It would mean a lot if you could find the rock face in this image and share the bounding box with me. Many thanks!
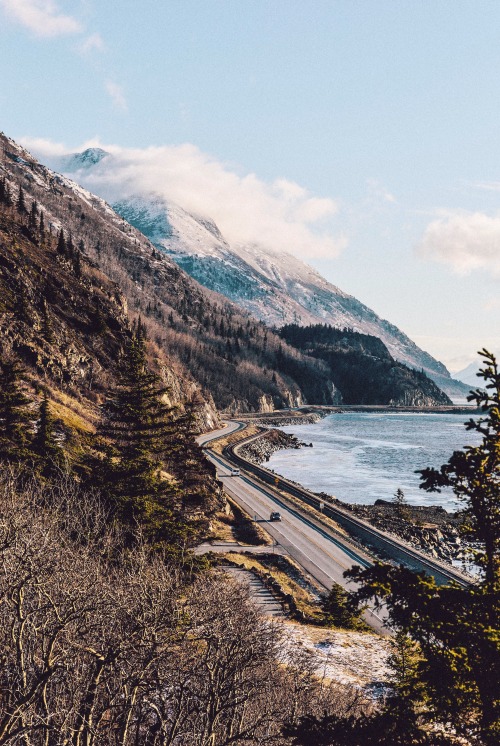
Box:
[239,430,309,465]
[337,499,470,567]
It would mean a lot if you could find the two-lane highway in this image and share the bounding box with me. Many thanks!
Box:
[198,421,388,633]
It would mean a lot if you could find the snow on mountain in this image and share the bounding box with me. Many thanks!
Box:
[57,149,470,402]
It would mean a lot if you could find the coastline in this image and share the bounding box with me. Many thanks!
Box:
[237,421,472,571]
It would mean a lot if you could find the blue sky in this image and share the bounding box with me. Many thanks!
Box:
[2,0,500,370]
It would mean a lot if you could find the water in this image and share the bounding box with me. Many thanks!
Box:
[266,412,481,511]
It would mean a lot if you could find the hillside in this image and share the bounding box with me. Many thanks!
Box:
[0,133,339,414]
[280,325,452,406]
[43,148,469,402]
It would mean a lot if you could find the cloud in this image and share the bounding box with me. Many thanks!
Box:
[105,81,128,111]
[366,178,397,204]
[417,210,500,276]
[0,0,82,37]
[19,136,70,156]
[79,31,105,54]
[23,138,345,259]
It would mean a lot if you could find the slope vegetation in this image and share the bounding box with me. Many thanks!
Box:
[280,325,452,406]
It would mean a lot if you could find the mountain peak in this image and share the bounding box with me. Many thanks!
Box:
[61,147,109,171]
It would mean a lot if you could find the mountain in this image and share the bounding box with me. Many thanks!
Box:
[52,149,469,402]
[0,132,342,414]
[280,325,451,406]
[453,361,482,389]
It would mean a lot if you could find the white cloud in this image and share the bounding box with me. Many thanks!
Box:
[19,135,70,156]
[79,31,104,54]
[23,138,345,259]
[418,210,500,276]
[0,0,82,37]
[105,80,128,111]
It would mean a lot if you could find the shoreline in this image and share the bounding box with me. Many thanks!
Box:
[237,416,474,571]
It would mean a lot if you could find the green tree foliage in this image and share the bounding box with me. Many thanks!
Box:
[345,350,500,744]
[0,176,12,206]
[0,359,34,462]
[419,348,500,592]
[93,328,187,549]
[393,487,411,521]
[32,392,64,477]
[167,393,215,512]
[279,324,451,406]
[16,185,27,214]
[320,583,364,629]
[28,199,38,233]
[56,228,67,257]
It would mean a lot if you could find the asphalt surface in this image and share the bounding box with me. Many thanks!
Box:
[198,422,388,634]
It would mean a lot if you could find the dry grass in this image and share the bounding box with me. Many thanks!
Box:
[209,424,261,454]
[208,511,237,542]
[222,551,323,622]
[50,398,96,434]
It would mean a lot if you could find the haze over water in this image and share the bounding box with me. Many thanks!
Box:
[267,412,481,511]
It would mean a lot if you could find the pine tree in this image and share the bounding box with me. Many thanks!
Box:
[347,351,500,744]
[56,228,67,257]
[321,583,363,629]
[28,200,38,232]
[0,176,9,205]
[168,394,213,511]
[16,186,27,214]
[32,393,63,476]
[0,360,33,462]
[39,210,45,241]
[96,331,185,548]
[393,487,410,521]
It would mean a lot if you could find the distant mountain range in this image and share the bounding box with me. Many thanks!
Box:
[53,148,470,402]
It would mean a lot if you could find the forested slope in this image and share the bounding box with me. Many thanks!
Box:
[0,132,338,413]
[280,324,452,406]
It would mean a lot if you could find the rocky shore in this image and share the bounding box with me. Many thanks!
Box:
[238,429,313,464]
[323,496,470,567]
[243,410,328,427]
[236,422,474,572]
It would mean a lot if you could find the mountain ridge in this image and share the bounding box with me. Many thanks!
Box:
[51,148,469,402]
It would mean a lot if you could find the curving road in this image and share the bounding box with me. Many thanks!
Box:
[198,421,388,634]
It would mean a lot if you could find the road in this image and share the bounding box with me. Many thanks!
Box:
[198,422,388,634]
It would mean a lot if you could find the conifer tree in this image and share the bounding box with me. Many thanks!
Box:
[347,350,500,744]
[28,199,38,232]
[0,360,33,462]
[168,394,212,511]
[16,186,27,214]
[393,487,410,521]
[39,210,45,241]
[56,228,67,257]
[320,583,363,629]
[32,393,63,476]
[96,330,185,548]
[0,176,10,205]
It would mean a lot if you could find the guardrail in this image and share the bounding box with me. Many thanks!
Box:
[220,427,472,588]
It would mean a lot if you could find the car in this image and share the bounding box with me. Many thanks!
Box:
[229,468,240,476]
[269,511,282,522]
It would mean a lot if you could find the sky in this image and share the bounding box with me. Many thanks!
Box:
[1,0,500,371]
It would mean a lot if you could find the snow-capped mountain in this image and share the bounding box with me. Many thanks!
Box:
[57,149,470,401]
